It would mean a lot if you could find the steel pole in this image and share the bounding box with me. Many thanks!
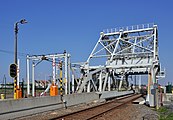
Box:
[3,75,6,99]
[14,19,27,98]
[14,22,18,99]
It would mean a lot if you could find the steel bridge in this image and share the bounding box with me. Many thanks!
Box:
[25,23,165,107]
[72,23,165,106]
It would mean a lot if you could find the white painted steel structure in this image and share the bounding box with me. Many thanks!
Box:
[26,52,71,96]
[25,23,165,107]
[74,23,165,106]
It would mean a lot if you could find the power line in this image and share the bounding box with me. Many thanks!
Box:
[0,49,28,57]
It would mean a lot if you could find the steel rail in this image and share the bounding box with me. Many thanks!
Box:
[50,94,142,120]
[87,94,142,120]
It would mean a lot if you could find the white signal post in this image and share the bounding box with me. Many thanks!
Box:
[52,56,56,85]
[17,59,20,89]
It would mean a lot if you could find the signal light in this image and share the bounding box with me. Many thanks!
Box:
[10,64,17,78]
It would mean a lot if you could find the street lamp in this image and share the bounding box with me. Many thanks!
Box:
[14,19,27,99]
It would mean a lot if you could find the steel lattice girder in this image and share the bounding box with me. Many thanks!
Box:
[86,23,159,74]
[77,23,162,93]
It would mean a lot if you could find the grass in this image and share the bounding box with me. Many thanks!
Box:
[166,113,173,120]
[157,106,173,120]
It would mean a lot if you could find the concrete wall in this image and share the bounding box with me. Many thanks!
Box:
[0,91,134,119]
[98,91,133,99]
[64,92,100,106]
[0,92,99,119]
[163,93,173,102]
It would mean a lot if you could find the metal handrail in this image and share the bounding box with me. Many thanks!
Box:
[103,23,154,33]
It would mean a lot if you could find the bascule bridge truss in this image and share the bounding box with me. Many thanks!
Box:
[75,23,164,93]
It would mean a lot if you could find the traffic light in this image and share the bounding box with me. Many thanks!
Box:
[10,64,17,78]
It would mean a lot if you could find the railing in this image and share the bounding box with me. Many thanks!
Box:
[103,23,154,33]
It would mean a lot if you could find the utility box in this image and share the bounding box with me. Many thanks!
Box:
[166,84,172,93]
[149,89,156,107]
[50,85,58,96]
[16,88,22,99]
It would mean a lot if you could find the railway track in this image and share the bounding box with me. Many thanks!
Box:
[50,94,142,120]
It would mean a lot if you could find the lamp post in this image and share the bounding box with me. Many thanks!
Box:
[14,19,27,99]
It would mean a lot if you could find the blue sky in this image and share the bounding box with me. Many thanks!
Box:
[0,0,172,85]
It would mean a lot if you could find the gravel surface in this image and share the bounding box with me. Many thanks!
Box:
[164,101,173,112]
[17,100,159,120]
[17,100,106,120]
[96,104,159,120]
[132,105,159,120]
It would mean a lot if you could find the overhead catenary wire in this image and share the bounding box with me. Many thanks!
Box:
[0,49,28,57]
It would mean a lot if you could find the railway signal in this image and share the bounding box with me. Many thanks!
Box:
[10,63,17,78]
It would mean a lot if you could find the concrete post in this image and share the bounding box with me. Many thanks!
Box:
[72,74,75,93]
[26,56,30,96]
[32,62,35,97]
[108,76,111,91]
[65,53,68,94]
[99,71,102,92]
[68,55,71,94]
[87,80,90,92]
